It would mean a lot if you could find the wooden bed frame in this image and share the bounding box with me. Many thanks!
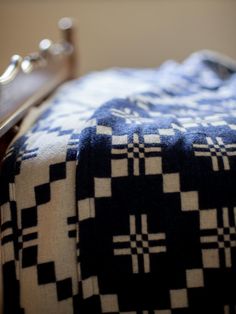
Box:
[0,17,78,161]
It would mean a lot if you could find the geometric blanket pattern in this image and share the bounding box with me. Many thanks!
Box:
[1,51,236,313]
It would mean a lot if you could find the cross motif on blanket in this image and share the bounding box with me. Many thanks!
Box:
[200,207,236,268]
[111,133,162,177]
[193,137,236,171]
[113,214,166,273]
[179,115,226,128]
[111,107,153,124]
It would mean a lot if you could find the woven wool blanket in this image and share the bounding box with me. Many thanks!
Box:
[1,51,236,314]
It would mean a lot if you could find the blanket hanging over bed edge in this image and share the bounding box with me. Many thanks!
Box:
[1,51,236,314]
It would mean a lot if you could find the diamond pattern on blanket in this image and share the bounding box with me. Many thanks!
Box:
[22,245,38,268]
[185,269,204,288]
[169,289,188,309]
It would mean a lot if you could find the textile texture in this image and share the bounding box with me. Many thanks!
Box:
[1,51,236,313]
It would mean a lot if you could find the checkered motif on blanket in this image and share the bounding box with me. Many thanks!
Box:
[1,51,236,314]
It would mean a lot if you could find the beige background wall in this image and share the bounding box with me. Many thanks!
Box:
[0,0,236,76]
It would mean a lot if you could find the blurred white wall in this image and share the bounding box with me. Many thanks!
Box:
[0,0,236,75]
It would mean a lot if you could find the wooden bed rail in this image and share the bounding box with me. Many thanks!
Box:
[0,17,77,138]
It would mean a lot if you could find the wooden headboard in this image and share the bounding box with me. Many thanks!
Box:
[0,17,78,161]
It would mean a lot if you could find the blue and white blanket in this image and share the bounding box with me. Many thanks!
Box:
[1,51,236,314]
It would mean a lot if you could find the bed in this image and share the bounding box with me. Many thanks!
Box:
[0,18,236,314]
